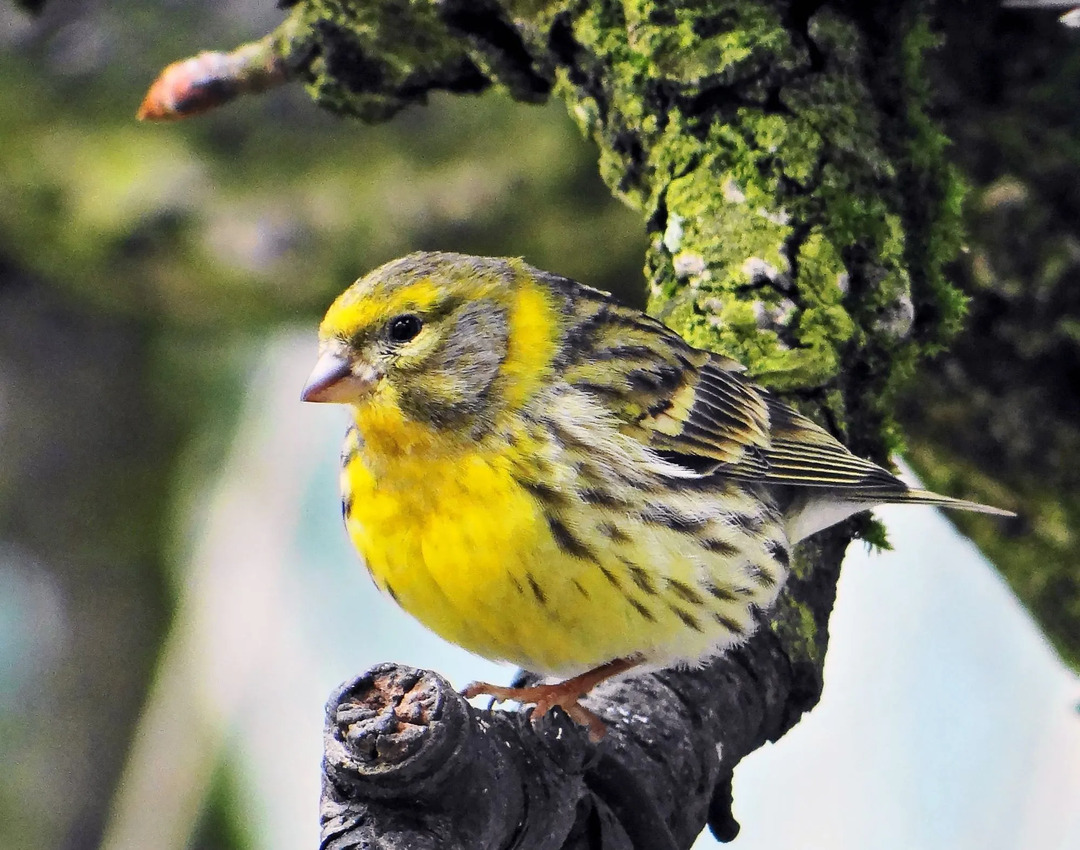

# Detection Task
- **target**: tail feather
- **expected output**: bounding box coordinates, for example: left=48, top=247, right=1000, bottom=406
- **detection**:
left=845, top=487, right=1016, bottom=518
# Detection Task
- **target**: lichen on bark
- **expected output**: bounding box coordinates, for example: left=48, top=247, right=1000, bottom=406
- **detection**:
left=271, top=0, right=966, bottom=444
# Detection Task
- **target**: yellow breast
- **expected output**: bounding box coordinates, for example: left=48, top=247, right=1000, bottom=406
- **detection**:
left=341, top=405, right=549, bottom=667
left=339, top=392, right=786, bottom=677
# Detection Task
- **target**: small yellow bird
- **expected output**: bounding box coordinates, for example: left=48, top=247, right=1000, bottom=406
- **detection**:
left=303, top=251, right=1013, bottom=738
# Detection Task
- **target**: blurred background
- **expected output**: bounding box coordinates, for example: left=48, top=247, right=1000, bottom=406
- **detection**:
left=1, top=2, right=1078, bottom=849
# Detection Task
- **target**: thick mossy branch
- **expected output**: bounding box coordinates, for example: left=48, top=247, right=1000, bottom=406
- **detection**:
left=274, top=0, right=963, bottom=450
left=273, top=0, right=556, bottom=120
left=274, top=1, right=971, bottom=846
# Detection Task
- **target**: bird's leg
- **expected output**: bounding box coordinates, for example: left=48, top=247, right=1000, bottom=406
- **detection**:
left=463, top=655, right=641, bottom=741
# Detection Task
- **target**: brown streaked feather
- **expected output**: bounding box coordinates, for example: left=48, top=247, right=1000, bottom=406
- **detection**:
left=549, top=280, right=1008, bottom=511
left=726, top=397, right=907, bottom=490
left=552, top=284, right=908, bottom=491
left=554, top=290, right=772, bottom=468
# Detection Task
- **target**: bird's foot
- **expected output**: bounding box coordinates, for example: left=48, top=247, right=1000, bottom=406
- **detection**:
left=463, top=656, right=639, bottom=742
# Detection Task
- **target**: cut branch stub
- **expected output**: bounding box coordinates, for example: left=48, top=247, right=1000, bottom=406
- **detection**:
left=322, top=664, right=471, bottom=800
left=320, top=663, right=592, bottom=850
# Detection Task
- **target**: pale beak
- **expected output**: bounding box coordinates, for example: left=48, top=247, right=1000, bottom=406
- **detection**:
left=301, top=352, right=377, bottom=403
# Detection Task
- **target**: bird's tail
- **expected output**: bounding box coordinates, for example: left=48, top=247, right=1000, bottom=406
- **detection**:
left=846, top=487, right=1016, bottom=518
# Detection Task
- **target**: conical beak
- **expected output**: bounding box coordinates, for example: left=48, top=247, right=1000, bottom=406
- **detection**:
left=301, top=352, right=376, bottom=403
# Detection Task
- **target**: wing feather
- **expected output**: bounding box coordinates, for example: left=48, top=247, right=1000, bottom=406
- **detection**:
left=551, top=280, right=905, bottom=491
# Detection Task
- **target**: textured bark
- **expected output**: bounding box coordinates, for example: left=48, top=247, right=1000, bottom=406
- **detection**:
left=320, top=623, right=814, bottom=849
left=259, top=2, right=971, bottom=847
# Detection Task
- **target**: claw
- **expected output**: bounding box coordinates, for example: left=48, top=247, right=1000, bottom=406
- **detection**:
left=462, top=656, right=640, bottom=742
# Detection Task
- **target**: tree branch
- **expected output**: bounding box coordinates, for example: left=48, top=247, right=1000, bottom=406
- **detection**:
left=319, top=529, right=849, bottom=848
left=319, top=611, right=820, bottom=849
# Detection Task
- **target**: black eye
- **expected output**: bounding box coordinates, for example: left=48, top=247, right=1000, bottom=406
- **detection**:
left=387, top=314, right=423, bottom=343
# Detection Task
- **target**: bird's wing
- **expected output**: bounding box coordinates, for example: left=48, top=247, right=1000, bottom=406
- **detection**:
left=735, top=397, right=905, bottom=490
left=555, top=296, right=771, bottom=471
left=555, top=290, right=905, bottom=490
left=637, top=354, right=773, bottom=473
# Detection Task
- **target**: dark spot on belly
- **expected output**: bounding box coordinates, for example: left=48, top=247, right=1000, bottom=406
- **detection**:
left=597, top=521, right=630, bottom=543
left=599, top=563, right=622, bottom=589
left=526, top=572, right=548, bottom=606
left=700, top=537, right=740, bottom=556
left=572, top=578, right=590, bottom=598
left=746, top=561, right=777, bottom=588
left=704, top=582, right=737, bottom=602
left=521, top=477, right=570, bottom=509
left=667, top=577, right=704, bottom=605
left=510, top=574, right=524, bottom=594
left=580, top=488, right=630, bottom=509
left=628, top=597, right=657, bottom=622
left=669, top=605, right=703, bottom=632
left=341, top=495, right=353, bottom=520
left=547, top=515, right=599, bottom=563
left=640, top=504, right=707, bottom=532
left=623, top=560, right=656, bottom=595
left=384, top=581, right=400, bottom=604
left=713, top=612, right=745, bottom=635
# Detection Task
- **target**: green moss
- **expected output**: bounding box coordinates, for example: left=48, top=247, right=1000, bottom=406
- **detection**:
left=274, top=2, right=483, bottom=121
left=769, top=597, right=822, bottom=668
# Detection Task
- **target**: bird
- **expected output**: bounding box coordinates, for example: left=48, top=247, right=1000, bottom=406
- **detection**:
left=302, top=251, right=1014, bottom=739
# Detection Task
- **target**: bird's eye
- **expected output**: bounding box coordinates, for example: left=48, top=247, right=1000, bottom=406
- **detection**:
left=387, top=314, right=423, bottom=343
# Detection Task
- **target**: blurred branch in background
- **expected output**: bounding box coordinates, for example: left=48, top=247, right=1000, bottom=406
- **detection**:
left=101, top=339, right=331, bottom=850
left=0, top=264, right=177, bottom=850
left=901, top=2, right=1080, bottom=670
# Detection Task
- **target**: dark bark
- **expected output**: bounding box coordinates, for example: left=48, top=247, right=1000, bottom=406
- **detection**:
left=321, top=637, right=791, bottom=849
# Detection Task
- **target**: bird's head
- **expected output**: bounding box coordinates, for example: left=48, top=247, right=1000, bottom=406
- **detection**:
left=302, top=252, right=560, bottom=430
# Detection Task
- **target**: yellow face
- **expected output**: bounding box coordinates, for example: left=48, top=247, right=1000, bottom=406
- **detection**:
left=302, top=252, right=556, bottom=431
